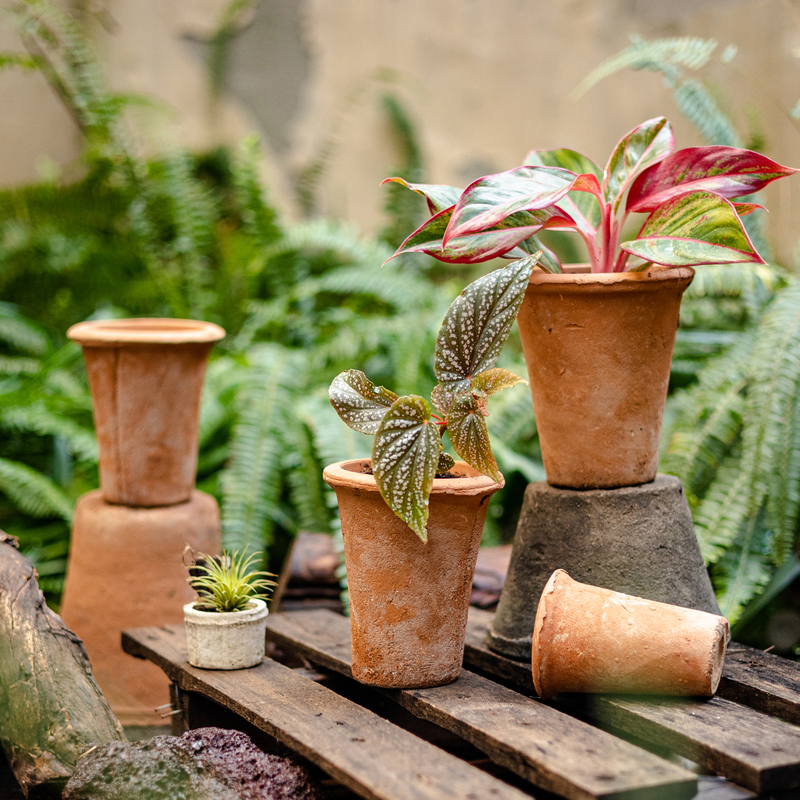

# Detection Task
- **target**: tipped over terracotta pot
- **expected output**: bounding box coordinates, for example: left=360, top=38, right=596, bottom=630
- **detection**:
left=68, top=318, right=225, bottom=507
left=517, top=265, right=694, bottom=489
left=532, top=569, right=729, bottom=699
left=323, top=459, right=503, bottom=689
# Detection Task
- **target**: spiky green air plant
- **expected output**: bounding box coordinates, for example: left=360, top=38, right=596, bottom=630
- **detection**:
left=383, top=117, right=796, bottom=273
left=188, top=550, right=277, bottom=613
left=329, top=256, right=536, bottom=542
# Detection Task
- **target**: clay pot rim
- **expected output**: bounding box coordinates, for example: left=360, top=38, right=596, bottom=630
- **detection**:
left=183, top=598, right=268, bottom=624
left=528, top=264, right=694, bottom=293
left=68, top=318, right=226, bottom=346
left=323, top=458, right=504, bottom=495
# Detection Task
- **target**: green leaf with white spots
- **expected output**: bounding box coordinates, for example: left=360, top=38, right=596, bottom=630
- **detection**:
left=431, top=383, right=454, bottom=416
left=372, top=395, right=439, bottom=542
left=329, top=370, right=398, bottom=434
left=471, top=368, right=527, bottom=399
left=446, top=392, right=502, bottom=483
left=437, top=452, right=456, bottom=473
left=434, top=256, right=537, bottom=394
left=620, top=190, right=767, bottom=267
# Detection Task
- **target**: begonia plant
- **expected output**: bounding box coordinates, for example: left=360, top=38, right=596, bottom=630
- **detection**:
left=383, top=117, right=796, bottom=273
left=329, top=256, right=537, bottom=541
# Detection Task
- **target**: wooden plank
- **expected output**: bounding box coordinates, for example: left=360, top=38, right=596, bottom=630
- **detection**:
left=121, top=625, right=531, bottom=800
left=464, top=607, right=800, bottom=795
left=720, top=644, right=800, bottom=724
left=264, top=609, right=697, bottom=800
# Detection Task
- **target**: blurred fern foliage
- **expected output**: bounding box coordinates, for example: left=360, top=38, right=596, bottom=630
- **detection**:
left=0, top=0, right=543, bottom=607
left=588, top=35, right=800, bottom=627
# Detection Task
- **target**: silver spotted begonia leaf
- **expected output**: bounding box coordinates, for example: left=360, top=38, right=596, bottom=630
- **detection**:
left=434, top=256, right=538, bottom=394
left=446, top=392, right=502, bottom=484
left=471, top=368, right=528, bottom=401
left=329, top=370, right=398, bottom=434
left=372, top=395, right=439, bottom=542
left=437, top=452, right=456, bottom=473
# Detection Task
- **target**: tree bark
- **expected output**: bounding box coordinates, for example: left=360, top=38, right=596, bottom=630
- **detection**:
left=0, top=532, right=124, bottom=798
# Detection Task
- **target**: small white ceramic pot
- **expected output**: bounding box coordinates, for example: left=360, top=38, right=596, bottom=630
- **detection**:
left=183, top=598, right=268, bottom=669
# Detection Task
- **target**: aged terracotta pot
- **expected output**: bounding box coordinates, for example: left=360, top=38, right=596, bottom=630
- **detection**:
left=60, top=490, right=222, bottom=725
left=323, top=459, right=503, bottom=688
left=517, top=265, right=694, bottom=489
left=67, top=318, right=225, bottom=507
left=532, top=570, right=729, bottom=699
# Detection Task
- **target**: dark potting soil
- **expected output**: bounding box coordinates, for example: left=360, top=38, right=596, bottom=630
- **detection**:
left=359, top=464, right=459, bottom=479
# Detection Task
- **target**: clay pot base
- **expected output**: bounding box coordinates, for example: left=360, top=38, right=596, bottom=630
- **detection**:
left=324, top=459, right=503, bottom=689
left=532, top=570, right=729, bottom=699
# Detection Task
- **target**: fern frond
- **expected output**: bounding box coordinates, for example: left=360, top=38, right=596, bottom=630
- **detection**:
left=672, top=79, right=743, bottom=147
left=220, top=344, right=302, bottom=558
left=0, top=303, right=48, bottom=354
left=304, top=392, right=372, bottom=467
left=685, top=263, right=782, bottom=301
left=0, top=457, right=74, bottom=521
left=233, top=134, right=281, bottom=246
left=713, top=512, right=772, bottom=622
left=574, top=36, right=718, bottom=97
left=0, top=404, right=97, bottom=462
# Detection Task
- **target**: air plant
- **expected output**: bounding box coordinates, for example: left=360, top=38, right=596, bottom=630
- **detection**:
left=329, top=255, right=537, bottom=541
left=383, top=116, right=796, bottom=273
left=187, top=549, right=277, bottom=612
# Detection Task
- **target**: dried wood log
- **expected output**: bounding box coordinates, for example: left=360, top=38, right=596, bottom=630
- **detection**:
left=0, top=532, right=124, bottom=798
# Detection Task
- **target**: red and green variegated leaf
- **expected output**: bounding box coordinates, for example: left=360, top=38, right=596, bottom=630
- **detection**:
left=387, top=206, right=571, bottom=265
left=471, top=368, right=527, bottom=399
left=372, top=395, right=439, bottom=542
left=430, top=383, right=454, bottom=416
left=329, top=370, right=398, bottom=434
left=437, top=452, right=456, bottom=473
left=626, top=147, right=798, bottom=213
left=445, top=166, right=578, bottom=242
left=446, top=392, right=502, bottom=483
left=381, top=177, right=462, bottom=214
left=525, top=149, right=603, bottom=234
left=509, top=235, right=563, bottom=273
left=434, top=256, right=537, bottom=393
left=733, top=202, right=765, bottom=217
left=620, top=190, right=766, bottom=267
left=603, top=117, right=675, bottom=213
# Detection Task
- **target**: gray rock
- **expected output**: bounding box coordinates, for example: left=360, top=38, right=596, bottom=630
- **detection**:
left=62, top=728, right=322, bottom=800
left=488, top=475, right=721, bottom=660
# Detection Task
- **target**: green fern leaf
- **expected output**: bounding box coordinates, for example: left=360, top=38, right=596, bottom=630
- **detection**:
left=0, top=457, right=74, bottom=521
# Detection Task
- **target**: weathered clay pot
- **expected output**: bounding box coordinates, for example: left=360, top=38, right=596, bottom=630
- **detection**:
left=60, top=490, right=222, bottom=724
left=323, top=459, right=503, bottom=688
left=67, top=318, right=225, bottom=507
left=184, top=599, right=269, bottom=670
left=517, top=266, right=694, bottom=489
left=532, top=570, right=729, bottom=699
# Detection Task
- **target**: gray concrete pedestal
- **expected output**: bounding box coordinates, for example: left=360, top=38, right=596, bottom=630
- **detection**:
left=487, top=475, right=721, bottom=660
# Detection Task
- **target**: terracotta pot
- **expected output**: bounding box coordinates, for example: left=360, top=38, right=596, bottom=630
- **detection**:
left=60, top=489, right=222, bottom=725
left=67, top=318, right=225, bottom=507
left=532, top=570, right=729, bottom=699
left=517, top=265, right=694, bottom=489
left=323, top=459, right=503, bottom=688
left=184, top=599, right=269, bottom=670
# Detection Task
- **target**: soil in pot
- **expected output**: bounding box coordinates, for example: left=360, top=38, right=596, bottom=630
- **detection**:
left=323, top=459, right=503, bottom=689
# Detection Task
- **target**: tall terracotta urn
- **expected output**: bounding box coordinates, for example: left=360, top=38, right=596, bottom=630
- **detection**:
left=324, top=459, right=502, bottom=689
left=61, top=318, right=225, bottom=725
left=517, top=265, right=694, bottom=490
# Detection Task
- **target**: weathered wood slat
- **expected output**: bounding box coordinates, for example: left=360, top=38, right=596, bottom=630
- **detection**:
left=720, top=644, right=800, bottom=724
left=121, top=625, right=530, bottom=800
left=465, top=607, right=800, bottom=795
left=264, top=609, right=697, bottom=800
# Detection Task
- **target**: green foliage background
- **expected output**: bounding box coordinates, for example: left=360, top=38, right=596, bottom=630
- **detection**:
left=2, top=5, right=799, bottom=641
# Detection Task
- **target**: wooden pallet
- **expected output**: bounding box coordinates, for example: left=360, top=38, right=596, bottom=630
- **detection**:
left=122, top=608, right=800, bottom=800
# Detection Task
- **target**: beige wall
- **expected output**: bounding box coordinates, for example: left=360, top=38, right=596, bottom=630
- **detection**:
left=1, top=0, right=799, bottom=261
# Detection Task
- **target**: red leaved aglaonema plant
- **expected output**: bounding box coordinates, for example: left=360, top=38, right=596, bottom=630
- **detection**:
left=383, top=117, right=796, bottom=273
